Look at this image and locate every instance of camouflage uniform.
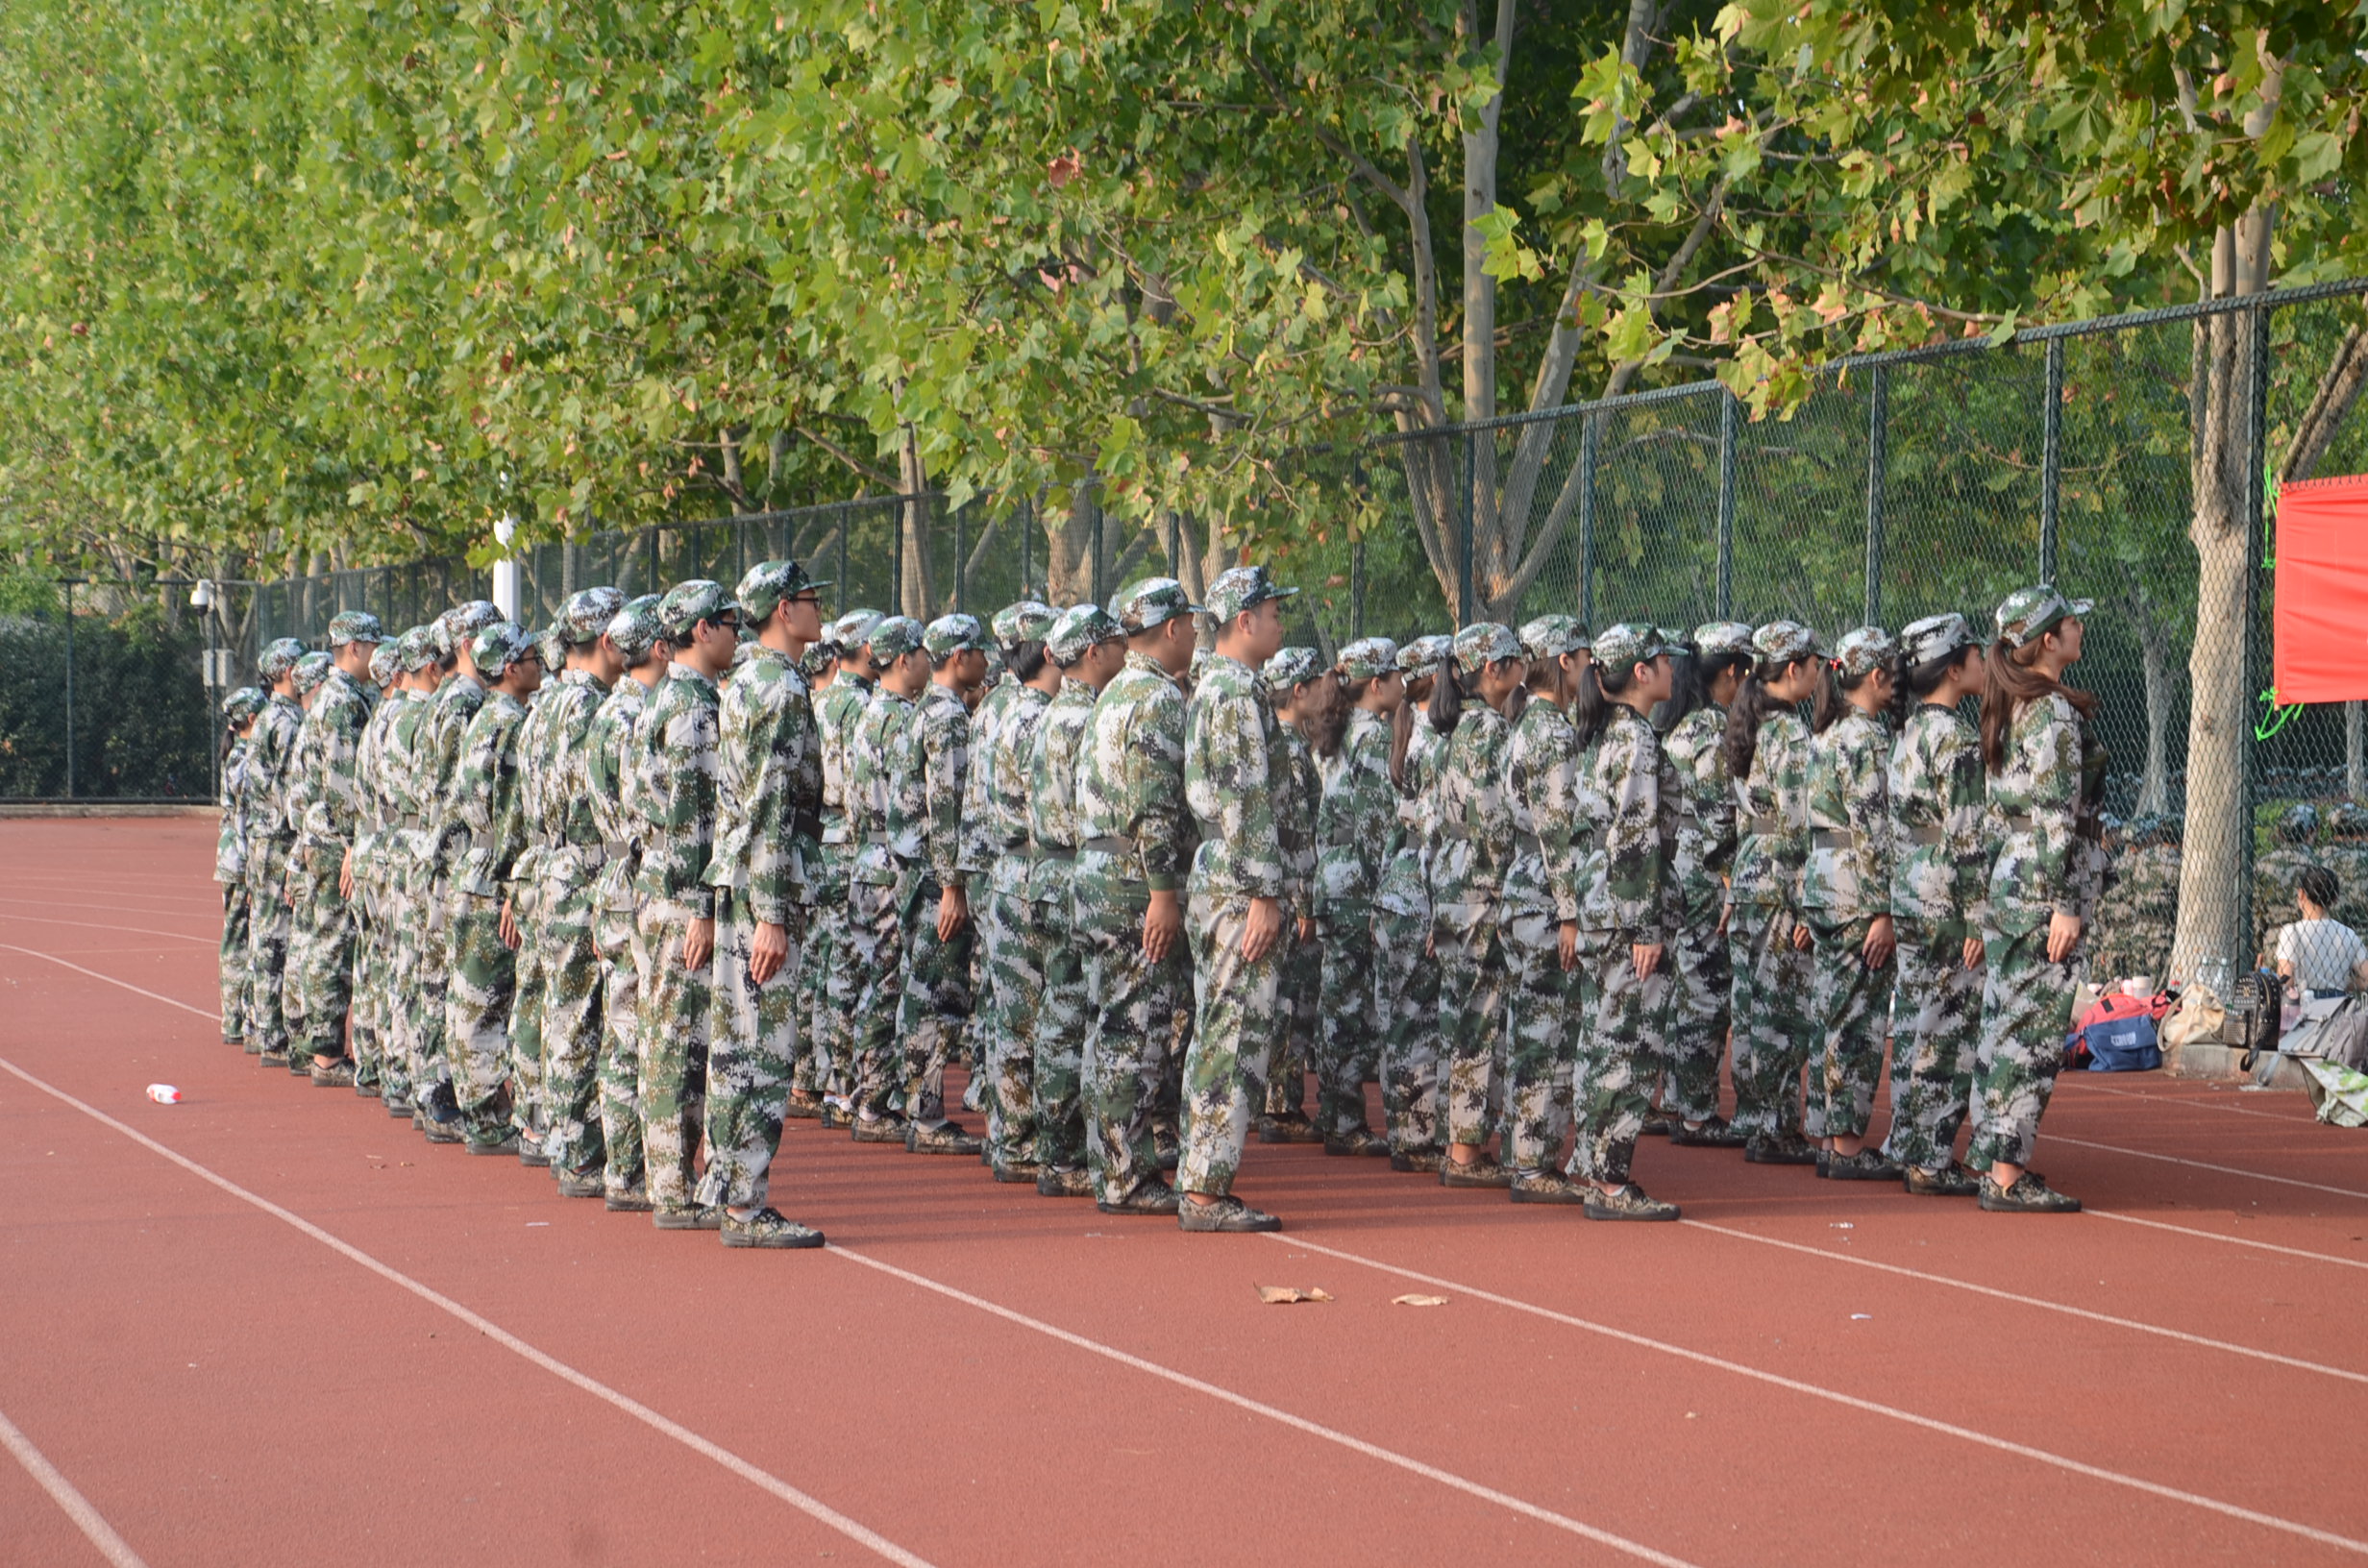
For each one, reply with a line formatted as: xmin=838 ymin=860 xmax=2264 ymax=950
xmin=1501 ymin=673 xmax=1586 ymax=1177
xmin=214 ymin=691 xmax=265 ymax=1044
xmin=2088 ymin=819 xmax=2179 ymax=987
xmin=348 ymin=649 xmax=407 ymax=1090
xmin=1377 ymin=635 xmax=1454 ymax=1158
xmin=1180 ymin=629 xmax=1296 ymax=1201
xmin=1432 ymin=624 xmax=1523 ymax=1153
xmin=240 ymin=643 xmax=307 ymax=1064
xmin=892 ymin=621 xmax=984 ymax=1139
xmin=443 ymin=625 xmax=537 ymax=1148
xmin=1312 ymin=638 xmax=1400 ymax=1145
xmin=1801 ymin=631 xmax=1899 ymax=1145
xmin=1728 ymin=624 xmax=1818 ymax=1149
xmin=810 ymin=613 xmax=882 ymax=1105
xmin=1658 ymin=621 xmax=1753 ymax=1129
xmin=380 ymin=628 xmax=445 ymax=1111
xmin=586 ymin=599 xmax=661 ymax=1198
xmin=416 ymin=612 xmax=500 ymax=1103
xmin=1075 ymin=585 xmax=1199 ymax=1209
xmin=971 ymin=615 xmax=1057 ymax=1172
xmin=1261 ymin=646 xmax=1325 ymax=1129
xmin=844 ymin=642 xmax=924 ymax=1125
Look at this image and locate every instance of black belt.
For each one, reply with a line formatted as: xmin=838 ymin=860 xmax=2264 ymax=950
xmin=2002 ymin=813 xmax=2036 ymax=832
xmin=1743 ymin=815 xmax=1782 ymax=836
xmin=1032 ymin=844 xmax=1075 ymax=864
xmin=792 ymin=811 xmax=824 ymax=841
xmin=1905 ymin=823 xmax=1946 ymax=845
xmin=1080 ymin=837 xmax=1133 ymax=856
xmin=1812 ymin=829 xmax=1854 ymax=849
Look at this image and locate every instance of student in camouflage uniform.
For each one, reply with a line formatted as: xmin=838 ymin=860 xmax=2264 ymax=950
xmin=1801 ymin=626 xmax=1901 ymax=1179
xmin=967 ymin=600 xmax=1062 ymax=1180
xmin=1310 ymin=636 xmax=1401 ymax=1157
xmin=242 ymin=637 xmax=308 ymax=1067
xmin=959 ymin=600 xmax=1048 ymax=1121
xmin=1375 ymin=635 xmax=1453 ymax=1169
xmin=697 ymin=561 xmax=828 ymax=1249
xmin=1566 ymin=624 xmax=1683 ymax=1220
xmin=347 ymin=638 xmax=407 ymax=1096
xmin=783 ymin=631 xmax=840 ymax=1115
xmin=1432 ymin=622 xmax=1527 ymax=1188
xmin=415 ymin=600 xmax=506 ymax=1137
xmin=1882 ymin=612 xmax=1991 ymax=1195
xmin=1499 ymin=616 xmax=1590 ymax=1202
xmin=443 ymin=622 xmax=544 ymax=1154
xmin=1255 ymin=645 xmax=1326 ymax=1145
xmin=629 ymin=580 xmax=739 ymax=1227
xmin=506 ymin=633 xmax=562 ymax=1162
xmin=379 ymin=626 xmax=444 ymax=1117
xmin=2253 ymin=804 xmax=2327 ymax=968
xmin=1969 ymin=585 xmax=2107 ymax=1213
xmin=275 ymin=650 xmax=338 ymax=1071
xmin=1074 ymin=579 xmax=1201 ymax=1215
xmin=844 ymin=615 xmax=930 ymax=1141
xmin=810 ymin=609 xmax=884 ymax=1121
xmin=587 ymin=595 xmax=669 ymax=1210
xmin=525 ymin=588 xmax=627 ymax=1196
xmin=1176 ymin=566 xmax=1295 ymax=1232
xmin=1724 ymin=620 xmax=1825 ymax=1166
xmin=1655 ymin=621 xmax=1753 ymax=1145
xmin=215 ymin=689 xmax=266 ymax=1047
xmin=1024 ymin=603 xmax=1126 ymax=1195
xmin=2088 ymin=813 xmax=2180 ymax=987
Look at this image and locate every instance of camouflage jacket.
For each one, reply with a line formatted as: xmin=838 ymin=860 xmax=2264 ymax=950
xmin=974 ymin=683 xmax=1053 ymax=899
xmin=2092 ymin=843 xmax=2179 ymax=983
xmin=1729 ymin=711 xmax=1811 ymax=914
xmin=422 ymin=673 xmax=488 ymax=879
xmin=1274 ymin=718 xmax=1321 ymax=907
xmin=215 ymin=738 xmax=253 ymax=884
xmin=1984 ymin=692 xmax=2109 ymax=935
xmin=1580 ymin=704 xmax=1679 ymax=942
xmin=526 ymin=669 xmax=611 ymax=892
xmin=959 ymin=677 xmax=1023 ymax=878
xmin=1317 ymin=708 xmax=1394 ymax=915
xmin=1800 ymin=709 xmax=1893 ymax=923
xmin=1025 ymin=679 xmax=1098 ymax=906
xmin=816 ymin=673 xmax=874 ymax=834
xmin=451 ymin=690 xmax=532 ymax=899
xmin=245 ymin=693 xmax=306 ymax=846
xmin=705 ymin=647 xmax=822 ymax=925
xmin=1663 ymin=703 xmax=1734 ymax=921
xmin=1377 ymin=721 xmax=1443 ymax=919
xmin=1503 ymin=696 xmax=1585 ymax=925
xmin=1184 ymin=654 xmax=1292 ymax=903
xmin=1888 ymin=702 xmax=1989 ymax=935
xmin=848 ymin=686 xmax=921 ymax=888
xmin=351 ymin=687 xmax=410 ymax=884
xmin=1075 ymin=652 xmax=1193 ymax=899
xmin=1431 ymin=706 xmax=1516 ymax=911
xmin=585 ymin=675 xmax=650 ymax=915
xmin=904 ymin=682 xmax=973 ymax=891
xmin=629 ymin=661 xmax=722 ymax=919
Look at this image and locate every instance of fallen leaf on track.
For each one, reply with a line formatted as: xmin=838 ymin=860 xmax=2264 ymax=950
xmin=1257 ymin=1285 xmax=1332 ymax=1305
xmin=1392 ymin=1293 xmax=1450 ymax=1308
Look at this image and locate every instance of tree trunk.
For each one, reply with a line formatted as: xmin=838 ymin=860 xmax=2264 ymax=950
xmin=2137 ymin=614 xmax=2173 ymax=817
xmin=2350 ymin=703 xmax=2365 ymax=802
xmin=897 ymin=423 xmax=937 ymax=621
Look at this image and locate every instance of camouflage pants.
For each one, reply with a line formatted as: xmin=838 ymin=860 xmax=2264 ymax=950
xmin=217 ymin=881 xmax=251 ymax=1041
xmin=1374 ymin=902 xmax=1443 ymax=1156
xmin=896 ymin=880 xmax=973 ymax=1127
xmin=820 ymin=890 xmax=871 ymax=1102
xmin=1316 ymin=906 xmax=1382 ymax=1139
xmin=1567 ymin=935 xmax=1671 ymax=1186
xmin=844 ymin=877 xmax=910 ymax=1117
xmin=698 ymin=890 xmax=803 ymax=1210
xmin=1028 ymin=882 xmax=1090 ymax=1171
xmin=1433 ymin=899 xmax=1509 ymax=1151
xmin=1180 ymin=893 xmax=1289 ymax=1198
xmin=1966 ymin=925 xmax=2080 ymax=1172
xmin=243 ymin=837 xmax=295 ymax=1057
xmin=596 ymin=902 xmax=644 ymax=1195
xmin=285 ymin=846 xmax=356 ymax=1062
xmin=414 ymin=869 xmax=456 ymax=1091
xmin=795 ymin=857 xmax=850 ymax=1096
xmin=1659 ymin=900 xmax=1731 ymax=1124
xmin=1881 ymin=919 xmax=1982 ymax=1173
xmin=1728 ymin=902 xmax=1813 ymax=1139
xmin=351 ymin=882 xmax=385 ymax=1089
xmin=635 ymin=905 xmax=713 ymax=1210
xmin=1080 ymin=892 xmax=1192 ymax=1207
xmin=1264 ymin=930 xmax=1320 ymax=1119
xmin=1503 ymin=910 xmax=1582 ymax=1174
xmin=980 ymin=880 xmax=1043 ymax=1169
xmin=537 ymin=881 xmax=606 ymax=1180
xmin=382 ymin=864 xmax=425 ymax=1100
xmin=509 ymin=889 xmax=549 ymax=1140
xmin=1811 ymin=917 xmax=1895 ymax=1141
xmin=444 ymin=891 xmax=520 ymax=1143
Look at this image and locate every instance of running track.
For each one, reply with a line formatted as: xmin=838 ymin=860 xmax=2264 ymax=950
xmin=4 ymin=819 xmax=2365 ymax=1567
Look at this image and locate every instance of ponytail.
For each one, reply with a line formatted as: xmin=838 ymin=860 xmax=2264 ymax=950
xmin=1722 ymin=655 xmax=1806 ymax=779
xmin=1895 ymin=643 xmax=1977 ymax=728
xmin=1391 ymin=673 xmax=1434 ymax=792
xmin=1301 ymin=673 xmax=1350 ymax=760
xmin=1660 ymin=650 xmax=1748 ymax=734
xmin=1808 ymin=661 xmax=1849 ymax=735
xmin=1427 ymin=666 xmax=1469 ymax=737
xmin=1980 ymin=636 xmax=2099 ymax=774
xmin=1570 ymin=664 xmax=1617 ymax=751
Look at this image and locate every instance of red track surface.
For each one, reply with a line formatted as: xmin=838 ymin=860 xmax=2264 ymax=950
xmin=4 ymin=819 xmax=2366 ymax=1567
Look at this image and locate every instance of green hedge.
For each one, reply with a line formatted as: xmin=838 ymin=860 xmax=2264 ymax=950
xmin=0 ymin=600 xmax=214 ymax=799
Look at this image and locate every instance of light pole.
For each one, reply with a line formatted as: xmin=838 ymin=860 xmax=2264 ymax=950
xmin=192 ymin=578 xmax=218 ymax=803
xmin=493 ymin=513 xmax=520 ymax=622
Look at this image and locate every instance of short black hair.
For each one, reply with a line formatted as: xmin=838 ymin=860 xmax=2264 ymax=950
xmin=2298 ymin=865 xmax=2340 ymax=913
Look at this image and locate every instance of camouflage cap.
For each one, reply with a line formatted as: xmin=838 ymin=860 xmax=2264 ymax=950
xmin=1591 ymin=622 xmax=1666 ymax=674
xmin=1690 ymin=620 xmax=1756 ymax=659
xmin=1830 ymin=625 xmax=1900 ymax=682
xmin=799 ymin=644 xmax=834 ymax=678
xmin=367 ymin=642 xmax=401 ymax=686
xmin=2330 ymin=802 xmax=2368 ymax=839
xmin=1517 ymin=614 xmax=1587 ymax=663
xmin=1264 ymin=646 xmax=1324 ymax=690
xmin=470 ymin=620 xmax=538 ymax=678
xmin=1190 ymin=645 xmax=1213 ymax=681
xmin=1994 ymin=583 xmax=2092 ymax=649
xmin=1045 ymin=603 xmax=1122 ymax=664
xmin=991 ymin=600 xmax=1060 ymax=646
xmin=327 ymin=609 xmax=384 ymax=648
xmin=1204 ymin=564 xmax=1299 ymax=625
xmin=735 ymin=559 xmax=826 ymax=625
xmin=1335 ymin=636 xmax=1399 ymax=682
xmin=728 ymin=639 xmax=758 ymax=674
xmin=1453 ymin=621 xmax=1525 ymax=675
xmin=1752 ymin=619 xmax=1824 ymax=666
xmin=830 ymin=608 xmax=885 ymax=649
xmin=292 ymin=650 xmax=333 ymax=694
xmin=605 ymin=594 xmax=667 ymax=660
xmin=221 ymin=686 xmax=267 ymax=723
xmin=535 ymin=625 xmax=569 ymax=673
xmin=1398 ymin=633 xmax=1455 ymax=674
xmin=559 ymin=586 xmax=627 ymax=646
xmin=923 ymin=613 xmax=987 ymax=659
xmin=436 ymin=600 xmax=503 ymax=657
xmin=2278 ymin=802 xmax=2322 ymax=844
xmin=1899 ymin=611 xmax=1978 ymax=667
xmin=398 ymin=625 xmax=438 ymax=673
xmin=257 ymin=637 xmax=308 ymax=682
xmin=868 ymin=615 xmax=925 ymax=663
xmin=1112 ymin=576 xmax=1203 ymax=634
xmin=656 ymin=579 xmax=737 ymax=642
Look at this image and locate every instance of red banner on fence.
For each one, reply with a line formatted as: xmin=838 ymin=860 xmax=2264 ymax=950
xmin=2274 ymin=473 xmax=2368 ymax=703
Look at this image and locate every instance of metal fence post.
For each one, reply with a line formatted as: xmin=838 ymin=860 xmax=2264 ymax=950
xmin=1457 ymin=429 xmax=1476 ymax=625
xmin=2241 ymin=300 xmax=2271 ymax=925
xmin=837 ymin=512 xmax=851 ymax=617
xmin=1020 ymin=500 xmax=1034 ymax=598
xmin=62 ymin=578 xmax=79 ymax=799
xmin=1578 ymin=413 xmax=1597 ymax=632
xmin=1715 ymin=391 xmax=1738 ymax=619
xmin=1090 ymin=486 xmax=1106 ymax=604
xmin=1863 ymin=366 xmax=1888 ymax=627
xmin=955 ymin=502 xmax=969 ymax=613
xmin=2040 ymin=337 xmax=2063 ymax=583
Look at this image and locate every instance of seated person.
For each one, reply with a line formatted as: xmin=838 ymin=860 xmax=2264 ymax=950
xmin=2277 ymin=866 xmax=2368 ymax=1003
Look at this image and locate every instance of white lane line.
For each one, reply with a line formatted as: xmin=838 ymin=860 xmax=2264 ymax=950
xmin=0 ymin=912 xmax=214 ymax=946
xmin=0 ymin=1056 xmax=938 ymax=1568
xmin=2080 ymin=1084 xmax=2319 ymax=1124
xmin=826 ymin=1245 xmax=1703 ymax=1567
xmin=1683 ymin=1220 xmax=2368 ymax=1384
xmin=0 ymin=891 xmax=219 ymax=917
xmin=2086 ymin=1209 xmax=2368 ymax=1271
xmin=0 ymin=945 xmax=217 ymax=1020
xmin=2049 ymin=1134 xmax=2368 ymax=1202
xmin=0 ymin=1403 xmax=152 ymax=1568
xmin=1266 ymin=1233 xmax=2368 ymax=1557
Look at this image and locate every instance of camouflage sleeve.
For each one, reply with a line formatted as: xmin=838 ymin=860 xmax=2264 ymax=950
xmin=1188 ymin=684 xmax=1288 ymax=900
xmin=1846 ymin=723 xmax=1892 ymax=919
xmin=1768 ymin=719 xmax=1813 ymax=919
xmin=922 ymin=699 xmax=971 ymax=890
xmin=1942 ymin=720 xmax=1992 ymax=931
xmin=739 ymin=677 xmax=821 ymax=926
xmin=454 ymin=713 xmax=501 ymax=847
xmin=956 ymin=705 xmax=1000 ymax=878
xmin=1131 ymin=685 xmax=1191 ymax=894
xmin=641 ymin=692 xmax=719 ymax=919
xmin=1536 ymin=721 xmax=1585 ymax=924
xmin=489 ymin=721 xmax=531 ymax=885
xmin=1599 ymin=717 xmax=1669 ymax=943
xmin=2026 ymin=699 xmax=2084 ymax=921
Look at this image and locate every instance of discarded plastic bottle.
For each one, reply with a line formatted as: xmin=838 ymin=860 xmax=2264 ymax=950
xmin=146 ymin=1084 xmax=183 ymax=1105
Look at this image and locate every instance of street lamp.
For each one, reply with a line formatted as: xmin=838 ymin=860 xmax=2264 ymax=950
xmin=191 ymin=578 xmax=220 ymax=802
xmin=492 ymin=514 xmax=521 ymax=621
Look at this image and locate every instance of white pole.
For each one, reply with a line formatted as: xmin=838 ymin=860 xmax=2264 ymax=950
xmin=492 ymin=515 xmax=520 ymax=621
